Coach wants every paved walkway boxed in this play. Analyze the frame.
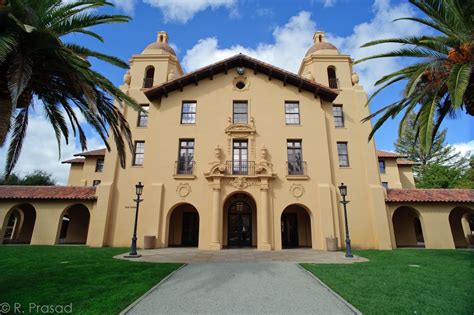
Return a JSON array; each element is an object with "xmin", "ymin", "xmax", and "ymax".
[
  {"xmin": 123, "ymin": 262, "xmax": 360, "ymax": 315},
  {"xmin": 116, "ymin": 248, "xmax": 368, "ymax": 263}
]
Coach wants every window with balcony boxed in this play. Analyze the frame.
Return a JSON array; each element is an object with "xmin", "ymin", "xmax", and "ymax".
[
  {"xmin": 143, "ymin": 66, "xmax": 154, "ymax": 88},
  {"xmin": 133, "ymin": 141, "xmax": 145, "ymax": 166},
  {"xmin": 95, "ymin": 158, "xmax": 104, "ymax": 172},
  {"xmin": 287, "ymin": 140, "xmax": 304, "ymax": 175},
  {"xmin": 137, "ymin": 105, "xmax": 149, "ymax": 127},
  {"xmin": 285, "ymin": 102, "xmax": 300, "ymax": 125},
  {"xmin": 232, "ymin": 140, "xmax": 249, "ymax": 175},
  {"xmin": 233, "ymin": 101, "xmax": 248, "ymax": 124},
  {"xmin": 379, "ymin": 160, "xmax": 386, "ymax": 173},
  {"xmin": 177, "ymin": 139, "xmax": 195, "ymax": 174},
  {"xmin": 337, "ymin": 142, "xmax": 349, "ymax": 167},
  {"xmin": 327, "ymin": 66, "xmax": 338, "ymax": 89},
  {"xmin": 332, "ymin": 105, "xmax": 344, "ymax": 127},
  {"xmin": 181, "ymin": 101, "xmax": 196, "ymax": 124}
]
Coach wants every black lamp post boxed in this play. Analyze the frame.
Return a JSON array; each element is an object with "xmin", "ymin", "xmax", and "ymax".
[
  {"xmin": 338, "ymin": 182, "xmax": 353, "ymax": 258},
  {"xmin": 126, "ymin": 182, "xmax": 144, "ymax": 258}
]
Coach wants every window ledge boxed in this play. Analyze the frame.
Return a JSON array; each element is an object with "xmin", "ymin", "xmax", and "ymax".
[
  {"xmin": 286, "ymin": 175, "xmax": 309, "ymax": 180},
  {"xmin": 173, "ymin": 174, "xmax": 196, "ymax": 179}
]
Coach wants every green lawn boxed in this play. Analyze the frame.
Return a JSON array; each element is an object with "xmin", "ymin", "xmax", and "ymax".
[
  {"xmin": 302, "ymin": 249, "xmax": 474, "ymax": 314},
  {"xmin": 0, "ymin": 246, "xmax": 181, "ymax": 314}
]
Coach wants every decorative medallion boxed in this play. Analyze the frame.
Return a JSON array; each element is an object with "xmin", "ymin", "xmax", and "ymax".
[
  {"xmin": 176, "ymin": 183, "xmax": 191, "ymax": 198},
  {"xmin": 231, "ymin": 177, "xmax": 249, "ymax": 190},
  {"xmin": 290, "ymin": 184, "xmax": 305, "ymax": 198}
]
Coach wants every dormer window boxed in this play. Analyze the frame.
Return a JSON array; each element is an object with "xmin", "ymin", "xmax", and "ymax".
[
  {"xmin": 143, "ymin": 66, "xmax": 155, "ymax": 88},
  {"xmin": 327, "ymin": 66, "xmax": 338, "ymax": 89}
]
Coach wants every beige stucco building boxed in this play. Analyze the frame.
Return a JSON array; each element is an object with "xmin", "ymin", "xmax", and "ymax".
[{"xmin": 1, "ymin": 32, "xmax": 473, "ymax": 250}]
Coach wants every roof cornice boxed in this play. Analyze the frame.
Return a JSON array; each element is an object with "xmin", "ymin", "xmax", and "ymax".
[{"xmin": 144, "ymin": 54, "xmax": 338, "ymax": 102}]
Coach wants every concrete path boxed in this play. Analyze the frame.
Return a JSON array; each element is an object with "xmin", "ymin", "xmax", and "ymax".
[
  {"xmin": 117, "ymin": 248, "xmax": 368, "ymax": 263},
  {"xmin": 123, "ymin": 262, "xmax": 360, "ymax": 315}
]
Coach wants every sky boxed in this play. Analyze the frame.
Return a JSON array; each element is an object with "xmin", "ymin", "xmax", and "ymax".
[{"xmin": 1, "ymin": 0, "xmax": 472, "ymax": 184}]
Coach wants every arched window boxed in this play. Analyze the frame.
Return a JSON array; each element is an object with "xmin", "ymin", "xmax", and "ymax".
[
  {"xmin": 143, "ymin": 66, "xmax": 155, "ymax": 88},
  {"xmin": 327, "ymin": 66, "xmax": 338, "ymax": 89}
]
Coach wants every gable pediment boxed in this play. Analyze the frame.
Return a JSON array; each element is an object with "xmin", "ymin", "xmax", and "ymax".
[{"xmin": 144, "ymin": 54, "xmax": 338, "ymax": 102}]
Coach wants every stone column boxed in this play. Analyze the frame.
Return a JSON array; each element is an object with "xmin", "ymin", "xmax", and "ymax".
[
  {"xmin": 209, "ymin": 179, "xmax": 222, "ymax": 250},
  {"xmin": 258, "ymin": 180, "xmax": 271, "ymax": 250}
]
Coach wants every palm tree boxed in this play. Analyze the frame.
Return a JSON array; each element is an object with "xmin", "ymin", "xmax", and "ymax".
[
  {"xmin": 357, "ymin": 0, "xmax": 473, "ymax": 152},
  {"xmin": 0, "ymin": 0, "xmax": 139, "ymax": 176}
]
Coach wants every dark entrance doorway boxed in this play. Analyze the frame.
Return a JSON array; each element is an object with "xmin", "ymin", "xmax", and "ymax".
[
  {"xmin": 228, "ymin": 201, "xmax": 252, "ymax": 247},
  {"xmin": 281, "ymin": 213, "xmax": 298, "ymax": 248},
  {"xmin": 181, "ymin": 212, "xmax": 199, "ymax": 246}
]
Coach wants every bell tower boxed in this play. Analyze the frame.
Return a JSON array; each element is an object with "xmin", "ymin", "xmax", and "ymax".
[
  {"xmin": 298, "ymin": 31, "xmax": 357, "ymax": 90},
  {"xmin": 125, "ymin": 31, "xmax": 183, "ymax": 90}
]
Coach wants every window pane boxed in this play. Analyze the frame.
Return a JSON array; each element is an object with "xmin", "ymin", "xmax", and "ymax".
[
  {"xmin": 285, "ymin": 102, "xmax": 300, "ymax": 125},
  {"xmin": 133, "ymin": 141, "xmax": 145, "ymax": 166},
  {"xmin": 233, "ymin": 102, "xmax": 248, "ymax": 123},
  {"xmin": 337, "ymin": 142, "xmax": 349, "ymax": 167},
  {"xmin": 137, "ymin": 105, "xmax": 149, "ymax": 127},
  {"xmin": 332, "ymin": 105, "xmax": 344, "ymax": 127},
  {"xmin": 181, "ymin": 102, "xmax": 196, "ymax": 124},
  {"xmin": 379, "ymin": 161, "xmax": 386, "ymax": 173}
]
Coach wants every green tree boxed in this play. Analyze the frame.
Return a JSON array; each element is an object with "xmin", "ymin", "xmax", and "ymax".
[
  {"xmin": 0, "ymin": 170, "xmax": 55, "ymax": 185},
  {"xmin": 456, "ymin": 155, "xmax": 474, "ymax": 188},
  {"xmin": 415, "ymin": 163, "xmax": 464, "ymax": 188},
  {"xmin": 358, "ymin": 0, "xmax": 474, "ymax": 152},
  {"xmin": 0, "ymin": 0, "xmax": 139, "ymax": 177},
  {"xmin": 395, "ymin": 112, "xmax": 462, "ymax": 174}
]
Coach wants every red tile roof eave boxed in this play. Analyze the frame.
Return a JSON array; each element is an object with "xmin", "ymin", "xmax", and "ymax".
[
  {"xmin": 0, "ymin": 186, "xmax": 97, "ymax": 201},
  {"xmin": 74, "ymin": 148, "xmax": 106, "ymax": 157},
  {"xmin": 385, "ymin": 189, "xmax": 474, "ymax": 203},
  {"xmin": 144, "ymin": 54, "xmax": 338, "ymax": 102}
]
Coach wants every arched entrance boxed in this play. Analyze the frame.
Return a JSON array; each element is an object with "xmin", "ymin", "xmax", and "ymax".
[
  {"xmin": 281, "ymin": 205, "xmax": 312, "ymax": 248},
  {"xmin": 449, "ymin": 207, "xmax": 474, "ymax": 248},
  {"xmin": 168, "ymin": 204, "xmax": 199, "ymax": 247},
  {"xmin": 58, "ymin": 204, "xmax": 90, "ymax": 244},
  {"xmin": 223, "ymin": 193, "xmax": 257, "ymax": 248},
  {"xmin": 2, "ymin": 203, "xmax": 36, "ymax": 244},
  {"xmin": 392, "ymin": 207, "xmax": 425, "ymax": 248}
]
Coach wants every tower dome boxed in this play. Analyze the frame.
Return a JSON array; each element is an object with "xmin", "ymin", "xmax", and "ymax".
[
  {"xmin": 142, "ymin": 31, "xmax": 176, "ymax": 55},
  {"xmin": 305, "ymin": 31, "xmax": 339, "ymax": 56}
]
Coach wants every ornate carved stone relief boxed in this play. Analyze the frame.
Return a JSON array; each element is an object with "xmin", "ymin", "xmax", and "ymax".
[
  {"xmin": 290, "ymin": 184, "xmax": 305, "ymax": 198},
  {"xmin": 176, "ymin": 183, "xmax": 191, "ymax": 198}
]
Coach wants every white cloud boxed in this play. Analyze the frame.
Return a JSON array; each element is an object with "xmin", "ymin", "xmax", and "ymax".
[
  {"xmin": 142, "ymin": 0, "xmax": 237, "ymax": 23},
  {"xmin": 0, "ymin": 108, "xmax": 104, "ymax": 185},
  {"xmin": 452, "ymin": 140, "xmax": 474, "ymax": 157},
  {"xmin": 321, "ymin": 0, "xmax": 337, "ymax": 7},
  {"xmin": 111, "ymin": 0, "xmax": 137, "ymax": 14},
  {"xmin": 326, "ymin": 0, "xmax": 426, "ymax": 92},
  {"xmin": 182, "ymin": 11, "xmax": 315, "ymax": 72}
]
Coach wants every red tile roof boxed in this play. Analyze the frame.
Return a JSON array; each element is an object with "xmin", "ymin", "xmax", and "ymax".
[
  {"xmin": 0, "ymin": 186, "xmax": 97, "ymax": 200},
  {"xmin": 144, "ymin": 54, "xmax": 338, "ymax": 102},
  {"xmin": 386, "ymin": 189, "xmax": 474, "ymax": 203},
  {"xmin": 74, "ymin": 148, "xmax": 106, "ymax": 157},
  {"xmin": 62, "ymin": 158, "xmax": 85, "ymax": 164},
  {"xmin": 377, "ymin": 150, "xmax": 404, "ymax": 158},
  {"xmin": 396, "ymin": 159, "xmax": 416, "ymax": 165}
]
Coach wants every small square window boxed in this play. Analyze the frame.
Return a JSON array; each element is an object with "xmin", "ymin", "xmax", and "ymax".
[
  {"xmin": 285, "ymin": 102, "xmax": 300, "ymax": 125},
  {"xmin": 92, "ymin": 180, "xmax": 101, "ymax": 187},
  {"xmin": 337, "ymin": 142, "xmax": 349, "ymax": 167},
  {"xmin": 133, "ymin": 141, "xmax": 145, "ymax": 166},
  {"xmin": 332, "ymin": 105, "xmax": 344, "ymax": 127},
  {"xmin": 382, "ymin": 182, "xmax": 388, "ymax": 189},
  {"xmin": 181, "ymin": 102, "xmax": 196, "ymax": 124},
  {"xmin": 95, "ymin": 158, "xmax": 104, "ymax": 172},
  {"xmin": 137, "ymin": 105, "xmax": 149, "ymax": 127}
]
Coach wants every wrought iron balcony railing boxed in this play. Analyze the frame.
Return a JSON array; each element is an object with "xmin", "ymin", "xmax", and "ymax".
[
  {"xmin": 143, "ymin": 78, "xmax": 154, "ymax": 88},
  {"xmin": 328, "ymin": 78, "xmax": 339, "ymax": 89},
  {"xmin": 225, "ymin": 161, "xmax": 256, "ymax": 176},
  {"xmin": 175, "ymin": 160, "xmax": 195, "ymax": 175},
  {"xmin": 286, "ymin": 161, "xmax": 307, "ymax": 176}
]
